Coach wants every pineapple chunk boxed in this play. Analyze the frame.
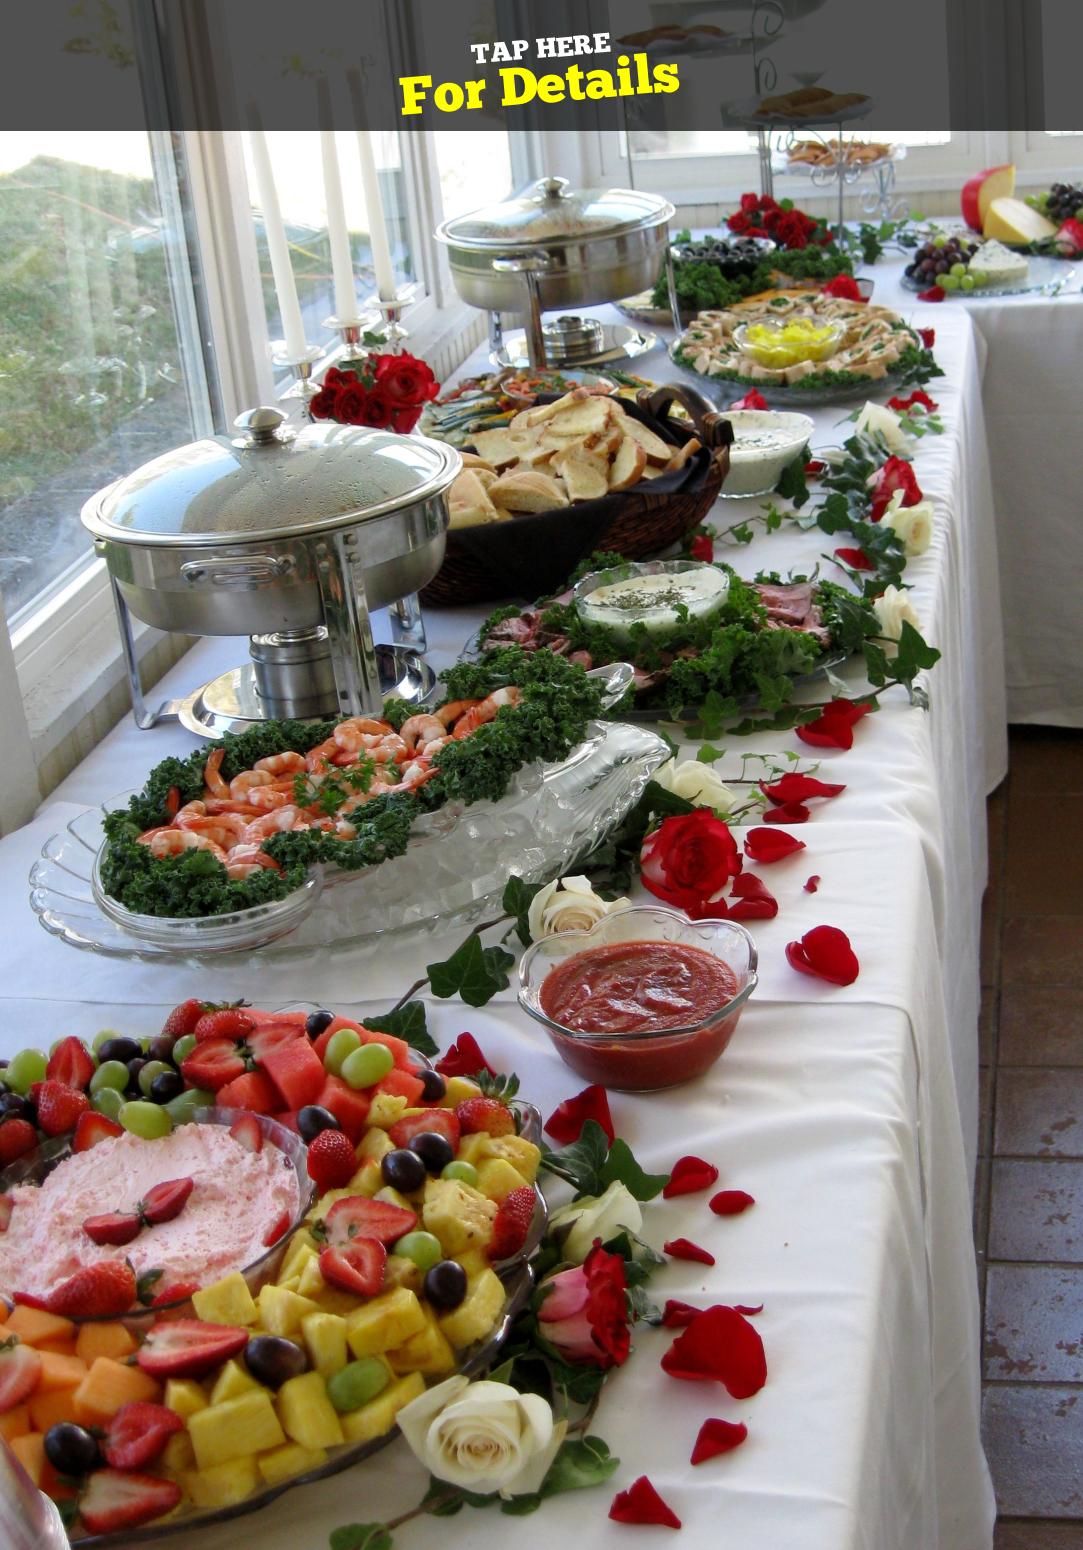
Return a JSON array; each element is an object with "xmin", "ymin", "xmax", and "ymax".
[
  {"xmin": 296, "ymin": 1256, "xmax": 328, "ymax": 1301},
  {"xmin": 483, "ymin": 1135, "xmax": 541, "ymax": 1183},
  {"xmin": 456, "ymin": 1133, "xmax": 491, "ymax": 1166},
  {"xmin": 279, "ymin": 1232, "xmax": 320, "ymax": 1282},
  {"xmin": 191, "ymin": 1270, "xmax": 257, "ymax": 1327},
  {"xmin": 161, "ymin": 1431, "xmax": 196, "ymax": 1474},
  {"xmin": 441, "ymin": 1077, "xmax": 483, "ymax": 1107},
  {"xmin": 309, "ymin": 1284, "xmax": 366, "ymax": 1318},
  {"xmin": 438, "ymin": 1269, "xmax": 506, "ymax": 1350},
  {"xmin": 421, "ymin": 1179, "xmax": 496, "ymax": 1257},
  {"xmin": 164, "ymin": 1379, "xmax": 207, "ymax": 1421},
  {"xmin": 257, "ymin": 1440, "xmax": 328, "ymax": 1486},
  {"xmin": 357, "ymin": 1127, "xmax": 395, "ymax": 1162},
  {"xmin": 257, "ymin": 1284, "xmax": 321, "ymax": 1336},
  {"xmin": 276, "ymin": 1275, "xmax": 302, "ymax": 1294},
  {"xmin": 387, "ymin": 1316, "xmax": 457, "ymax": 1376},
  {"xmin": 276, "ymin": 1371, "xmax": 344, "ymax": 1449},
  {"xmin": 208, "ymin": 1360, "xmax": 261, "ymax": 1406},
  {"xmin": 345, "ymin": 1287, "xmax": 427, "ymax": 1358},
  {"xmin": 182, "ymin": 1455, "xmax": 259, "ymax": 1509},
  {"xmin": 305, "ymin": 1187, "xmax": 358, "ymax": 1226},
  {"xmin": 348, "ymin": 1160, "xmax": 384, "ymax": 1197},
  {"xmin": 456, "ymin": 1249, "xmax": 489, "ymax": 1280},
  {"xmin": 189, "ymin": 1389, "xmax": 285, "ymax": 1470},
  {"xmin": 374, "ymin": 1184, "xmax": 415, "ymax": 1211},
  {"xmin": 367, "ymin": 1093, "xmax": 408, "ymax": 1129},
  {"xmin": 474, "ymin": 1157, "xmax": 530, "ymax": 1204},
  {"xmin": 384, "ymin": 1255, "xmax": 423, "ymax": 1294},
  {"xmin": 340, "ymin": 1372, "xmax": 425, "ymax": 1445},
  {"xmin": 301, "ymin": 1312, "xmax": 349, "ymax": 1377}
]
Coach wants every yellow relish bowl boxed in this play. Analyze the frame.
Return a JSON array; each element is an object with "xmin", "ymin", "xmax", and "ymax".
[{"xmin": 733, "ymin": 315, "xmax": 843, "ymax": 368}]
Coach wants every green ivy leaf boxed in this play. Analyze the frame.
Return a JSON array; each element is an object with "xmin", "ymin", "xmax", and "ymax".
[
  {"xmin": 695, "ymin": 743, "xmax": 726, "ymax": 763},
  {"xmin": 774, "ymin": 448, "xmax": 810, "ymax": 508},
  {"xmin": 541, "ymin": 1437, "xmax": 620, "ymax": 1497},
  {"xmin": 363, "ymin": 1000, "xmax": 437, "ymax": 1057},
  {"xmin": 540, "ymin": 1119, "xmax": 609, "ymax": 1197},
  {"xmin": 503, "ymin": 875, "xmax": 546, "ymax": 947},
  {"xmin": 427, "ymin": 934, "xmax": 516, "ymax": 1008},
  {"xmin": 600, "ymin": 1138, "xmax": 670, "ymax": 1201},
  {"xmin": 330, "ymin": 1525, "xmax": 392, "ymax": 1550}
]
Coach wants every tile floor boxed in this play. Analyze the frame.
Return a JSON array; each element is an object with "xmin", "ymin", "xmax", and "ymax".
[{"xmin": 978, "ymin": 727, "xmax": 1083, "ymax": 1547}]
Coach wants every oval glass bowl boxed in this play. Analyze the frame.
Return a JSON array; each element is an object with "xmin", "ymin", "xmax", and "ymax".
[
  {"xmin": 732, "ymin": 315, "xmax": 844, "ymax": 368},
  {"xmin": 91, "ymin": 860, "xmax": 323, "ymax": 953},
  {"xmin": 572, "ymin": 559, "xmax": 731, "ymax": 645},
  {"xmin": 518, "ymin": 904, "xmax": 758, "ymax": 1091},
  {"xmin": 719, "ymin": 409, "xmax": 815, "ymax": 498}
]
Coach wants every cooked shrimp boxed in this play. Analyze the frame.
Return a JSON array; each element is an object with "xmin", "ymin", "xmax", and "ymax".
[
  {"xmin": 203, "ymin": 798, "xmax": 263, "ymax": 818},
  {"xmin": 331, "ymin": 732, "xmax": 408, "ymax": 767},
  {"xmin": 253, "ymin": 751, "xmax": 307, "ymax": 776},
  {"xmin": 203, "ymin": 747, "xmax": 230, "ymax": 799},
  {"xmin": 400, "ymin": 713, "xmax": 446, "ymax": 753},
  {"xmin": 242, "ymin": 806, "xmax": 308, "ymax": 843},
  {"xmin": 384, "ymin": 757, "xmax": 441, "ymax": 793},
  {"xmin": 452, "ymin": 685, "xmax": 523, "ymax": 739},
  {"xmin": 224, "ymin": 843, "xmax": 282, "ymax": 878},
  {"xmin": 173, "ymin": 812, "xmax": 248, "ymax": 848},
  {"xmin": 435, "ymin": 698, "xmax": 481, "ymax": 729},
  {"xmin": 174, "ymin": 799, "xmax": 207, "ymax": 823},
  {"xmin": 140, "ymin": 829, "xmax": 228, "ymax": 862},
  {"xmin": 229, "ymin": 769, "xmax": 275, "ymax": 799},
  {"xmin": 305, "ymin": 736, "xmax": 341, "ymax": 773},
  {"xmin": 332, "ymin": 717, "xmax": 394, "ymax": 752},
  {"xmin": 244, "ymin": 785, "xmax": 296, "ymax": 812}
]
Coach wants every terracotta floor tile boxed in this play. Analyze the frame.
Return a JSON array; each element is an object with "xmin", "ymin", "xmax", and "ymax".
[
  {"xmin": 1005, "ymin": 804, "xmax": 1083, "ymax": 916},
  {"xmin": 996, "ymin": 1522, "xmax": 1083, "ymax": 1548},
  {"xmin": 996, "ymin": 1071, "xmax": 1083, "ymax": 1158},
  {"xmin": 984, "ymin": 1265, "xmax": 1083, "ymax": 1381},
  {"xmin": 999, "ymin": 989, "xmax": 1083, "ymax": 1065},
  {"xmin": 984, "ymin": 1385, "xmax": 1083, "ymax": 1517},
  {"xmin": 988, "ymin": 1161, "xmax": 1083, "ymax": 1261},
  {"xmin": 1001, "ymin": 919, "xmax": 1083, "ymax": 988},
  {"xmin": 1008, "ymin": 728, "xmax": 1083, "ymax": 794}
]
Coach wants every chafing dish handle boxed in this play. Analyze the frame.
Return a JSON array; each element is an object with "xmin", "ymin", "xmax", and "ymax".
[
  {"xmin": 181, "ymin": 556, "xmax": 294, "ymax": 588},
  {"xmin": 312, "ymin": 531, "xmax": 385, "ymax": 718},
  {"xmin": 492, "ymin": 253, "xmax": 551, "ymax": 371}
]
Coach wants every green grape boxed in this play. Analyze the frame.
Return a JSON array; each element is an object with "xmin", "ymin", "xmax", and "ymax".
[
  {"xmin": 119, "ymin": 1100, "xmax": 173, "ymax": 1139},
  {"xmin": 940, "ymin": 273, "xmax": 959, "ymax": 291},
  {"xmin": 165, "ymin": 1088, "xmax": 214, "ymax": 1126},
  {"xmin": 960, "ymin": 274, "xmax": 975, "ymax": 291},
  {"xmin": 950, "ymin": 262, "xmax": 967, "ymax": 277},
  {"xmin": 138, "ymin": 1060, "xmax": 172, "ymax": 1098},
  {"xmin": 93, "ymin": 1029, "xmax": 122, "ymax": 1055},
  {"xmin": 6, "ymin": 1049, "xmax": 47, "ymax": 1096},
  {"xmin": 326, "ymin": 1358, "xmax": 390, "ymax": 1414},
  {"xmin": 392, "ymin": 1231, "xmax": 443, "ymax": 1271},
  {"xmin": 970, "ymin": 270, "xmax": 988, "ymax": 287},
  {"xmin": 173, "ymin": 1035, "xmax": 198, "ymax": 1065},
  {"xmin": 323, "ymin": 1027, "xmax": 362, "ymax": 1076},
  {"xmin": 932, "ymin": 234, "xmax": 947, "ymax": 248},
  {"xmin": 89, "ymin": 1060, "xmax": 130, "ymax": 1094},
  {"xmin": 441, "ymin": 1161, "xmax": 479, "ymax": 1188},
  {"xmin": 91, "ymin": 1086, "xmax": 125, "ymax": 1121},
  {"xmin": 340, "ymin": 1043, "xmax": 394, "ymax": 1090}
]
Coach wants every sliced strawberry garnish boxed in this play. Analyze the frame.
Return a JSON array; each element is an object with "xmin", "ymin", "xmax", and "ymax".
[
  {"xmin": 83, "ymin": 1211, "xmax": 141, "ymax": 1247},
  {"xmin": 0, "ymin": 1198, "xmax": 12, "ymax": 1233},
  {"xmin": 387, "ymin": 1108, "xmax": 460, "ymax": 1153},
  {"xmin": 193, "ymin": 1007, "xmax": 256, "ymax": 1045},
  {"xmin": 180, "ymin": 1038, "xmax": 245, "ymax": 1092},
  {"xmin": 139, "ymin": 1177, "xmax": 194, "ymax": 1226},
  {"xmin": 0, "ymin": 1335, "xmax": 42, "ymax": 1412},
  {"xmin": 102, "ymin": 1401, "xmax": 184, "ymax": 1470},
  {"xmin": 72, "ymin": 1111, "xmax": 123, "ymax": 1153},
  {"xmin": 161, "ymin": 998, "xmax": 209, "ymax": 1040},
  {"xmin": 78, "ymin": 1468, "xmax": 182, "ymax": 1534},
  {"xmin": 0, "ymin": 1118, "xmax": 38, "ymax": 1165},
  {"xmin": 306, "ymin": 1129, "xmax": 357, "ymax": 1193},
  {"xmin": 45, "ymin": 1036, "xmax": 96, "ymax": 1091},
  {"xmin": 262, "ymin": 1209, "xmax": 291, "ymax": 1248},
  {"xmin": 455, "ymin": 1096, "xmax": 514, "ymax": 1137},
  {"xmin": 136, "ymin": 1318, "xmax": 249, "ymax": 1378},
  {"xmin": 228, "ymin": 1112, "xmax": 264, "ymax": 1153},
  {"xmin": 321, "ymin": 1195, "xmax": 416, "ymax": 1248},
  {"xmin": 34, "ymin": 1079, "xmax": 90, "ymax": 1137},
  {"xmin": 50, "ymin": 1261, "xmax": 136, "ymax": 1318},
  {"xmin": 319, "ymin": 1240, "xmax": 386, "ymax": 1298},
  {"xmin": 150, "ymin": 1280, "xmax": 199, "ymax": 1308},
  {"xmin": 487, "ymin": 1186, "xmax": 536, "ymax": 1262}
]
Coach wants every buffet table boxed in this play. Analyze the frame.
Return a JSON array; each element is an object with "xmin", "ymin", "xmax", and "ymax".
[{"xmin": 0, "ymin": 303, "xmax": 1002, "ymax": 1548}]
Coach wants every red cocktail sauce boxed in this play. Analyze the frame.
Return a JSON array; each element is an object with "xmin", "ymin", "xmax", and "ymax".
[{"xmin": 538, "ymin": 940, "xmax": 742, "ymax": 1091}]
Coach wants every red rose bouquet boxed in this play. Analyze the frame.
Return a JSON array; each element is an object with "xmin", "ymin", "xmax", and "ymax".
[
  {"xmin": 727, "ymin": 194, "xmax": 830, "ymax": 249},
  {"xmin": 310, "ymin": 352, "xmax": 440, "ymax": 434}
]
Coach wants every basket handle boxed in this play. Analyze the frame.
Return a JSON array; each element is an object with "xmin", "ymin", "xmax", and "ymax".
[{"xmin": 636, "ymin": 383, "xmax": 734, "ymax": 453}]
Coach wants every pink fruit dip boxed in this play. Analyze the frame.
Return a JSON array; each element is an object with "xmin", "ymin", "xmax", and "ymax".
[{"xmin": 0, "ymin": 1124, "xmax": 300, "ymax": 1303}]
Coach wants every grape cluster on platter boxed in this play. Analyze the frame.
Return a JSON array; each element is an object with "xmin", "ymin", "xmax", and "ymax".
[
  {"xmin": 1031, "ymin": 182, "xmax": 1083, "ymax": 223},
  {"xmin": 904, "ymin": 233, "xmax": 986, "ymax": 292}
]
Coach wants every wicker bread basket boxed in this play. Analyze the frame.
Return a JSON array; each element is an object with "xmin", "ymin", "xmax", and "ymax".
[{"xmin": 420, "ymin": 384, "xmax": 733, "ymax": 607}]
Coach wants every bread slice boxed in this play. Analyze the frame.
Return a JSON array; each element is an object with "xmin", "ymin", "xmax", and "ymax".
[
  {"xmin": 664, "ymin": 437, "xmax": 703, "ymax": 473},
  {"xmin": 471, "ymin": 428, "xmax": 530, "ymax": 468},
  {"xmin": 621, "ymin": 417, "xmax": 673, "ymax": 465},
  {"xmin": 559, "ymin": 453, "xmax": 609, "ymax": 502},
  {"xmin": 459, "ymin": 452, "xmax": 497, "ymax": 471},
  {"xmin": 486, "ymin": 470, "xmax": 569, "ymax": 512},
  {"xmin": 448, "ymin": 469, "xmax": 505, "ymax": 528},
  {"xmin": 608, "ymin": 437, "xmax": 648, "ymax": 491}
]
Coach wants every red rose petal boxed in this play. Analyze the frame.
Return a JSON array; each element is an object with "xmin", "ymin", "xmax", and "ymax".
[
  {"xmin": 760, "ymin": 774, "xmax": 845, "ymax": 804},
  {"xmin": 888, "ymin": 388, "xmax": 938, "ymax": 413},
  {"xmin": 868, "ymin": 454, "xmax": 923, "ymax": 521},
  {"xmin": 743, "ymin": 828, "xmax": 806, "ymax": 864},
  {"xmin": 763, "ymin": 802, "xmax": 810, "ymax": 825},
  {"xmin": 785, "ymin": 924, "xmax": 860, "ymax": 986},
  {"xmin": 726, "ymin": 874, "xmax": 778, "ymax": 921},
  {"xmin": 662, "ymin": 1299, "xmax": 703, "ymax": 1328},
  {"xmin": 545, "ymin": 1084, "xmax": 615, "ymax": 1147},
  {"xmin": 689, "ymin": 533, "xmax": 714, "ymax": 564},
  {"xmin": 805, "ymin": 457, "xmax": 828, "ymax": 478},
  {"xmin": 919, "ymin": 327, "xmax": 936, "ymax": 349},
  {"xmin": 734, "ymin": 1303, "xmax": 764, "ymax": 1316},
  {"xmin": 690, "ymin": 1418, "xmax": 749, "ymax": 1465},
  {"xmin": 664, "ymin": 1238, "xmax": 716, "ymax": 1266},
  {"xmin": 821, "ymin": 274, "xmax": 863, "ymax": 301},
  {"xmin": 709, "ymin": 1190, "xmax": 756, "ymax": 1216},
  {"xmin": 917, "ymin": 284, "xmax": 945, "ymax": 302},
  {"xmin": 435, "ymin": 1033, "xmax": 496, "ymax": 1079},
  {"xmin": 661, "ymin": 1305, "xmax": 768, "ymax": 1398},
  {"xmin": 728, "ymin": 388, "xmax": 768, "ymax": 411},
  {"xmin": 804, "ymin": 874, "xmax": 821, "ymax": 893},
  {"xmin": 609, "ymin": 1476, "xmax": 682, "ymax": 1530},
  {"xmin": 662, "ymin": 1156, "xmax": 719, "ymax": 1199},
  {"xmin": 796, "ymin": 699, "xmax": 872, "ymax": 750},
  {"xmin": 834, "ymin": 546, "xmax": 875, "ymax": 571}
]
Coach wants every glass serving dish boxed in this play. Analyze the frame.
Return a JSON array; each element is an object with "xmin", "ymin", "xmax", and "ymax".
[
  {"xmin": 518, "ymin": 905, "xmax": 758, "ymax": 1091},
  {"xmin": 732, "ymin": 315, "xmax": 844, "ymax": 368},
  {"xmin": 899, "ymin": 251, "xmax": 1076, "ymax": 299},
  {"xmin": 572, "ymin": 559, "xmax": 731, "ymax": 645},
  {"xmin": 718, "ymin": 409, "xmax": 815, "ymax": 498},
  {"xmin": 669, "ymin": 334, "xmax": 922, "ymax": 407}
]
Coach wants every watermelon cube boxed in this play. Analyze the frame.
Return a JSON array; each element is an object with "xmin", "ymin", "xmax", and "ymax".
[
  {"xmin": 313, "ymin": 1016, "xmax": 366, "ymax": 1064},
  {"xmin": 360, "ymin": 1028, "xmax": 414, "ymax": 1070},
  {"xmin": 274, "ymin": 1112, "xmax": 301, "ymax": 1135},
  {"xmin": 259, "ymin": 1037, "xmax": 326, "ymax": 1110},
  {"xmin": 249, "ymin": 1009, "xmax": 309, "ymax": 1030},
  {"xmin": 315, "ymin": 1076, "xmax": 372, "ymax": 1141},
  {"xmin": 216, "ymin": 1070, "xmax": 279, "ymax": 1114},
  {"xmin": 374, "ymin": 1068, "xmax": 424, "ymax": 1107}
]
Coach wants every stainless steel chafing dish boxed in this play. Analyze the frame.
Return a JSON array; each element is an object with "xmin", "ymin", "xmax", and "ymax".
[
  {"xmin": 81, "ymin": 406, "xmax": 461, "ymax": 736},
  {"xmin": 435, "ymin": 176, "xmax": 675, "ymax": 370}
]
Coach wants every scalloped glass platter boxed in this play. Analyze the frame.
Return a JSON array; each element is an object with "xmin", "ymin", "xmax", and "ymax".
[
  {"xmin": 29, "ymin": 719, "xmax": 671, "ymax": 963},
  {"xmin": 668, "ymin": 335, "xmax": 921, "ymax": 406},
  {"xmin": 899, "ymin": 253, "xmax": 1076, "ymax": 299}
]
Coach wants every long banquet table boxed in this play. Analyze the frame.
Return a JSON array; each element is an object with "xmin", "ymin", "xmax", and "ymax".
[{"xmin": 0, "ymin": 300, "xmax": 1005, "ymax": 1548}]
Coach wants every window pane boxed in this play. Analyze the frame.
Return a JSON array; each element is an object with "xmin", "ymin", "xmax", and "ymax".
[
  {"xmin": 241, "ymin": 131, "xmax": 415, "ymax": 385},
  {"xmin": 0, "ymin": 132, "xmax": 211, "ymax": 622},
  {"xmin": 434, "ymin": 131, "xmax": 513, "ymax": 217}
]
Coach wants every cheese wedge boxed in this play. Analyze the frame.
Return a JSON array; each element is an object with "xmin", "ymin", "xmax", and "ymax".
[{"xmin": 983, "ymin": 197, "xmax": 1057, "ymax": 245}]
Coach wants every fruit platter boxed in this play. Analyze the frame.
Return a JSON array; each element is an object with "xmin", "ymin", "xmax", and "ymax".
[
  {"xmin": 0, "ymin": 1004, "xmax": 547, "ymax": 1541},
  {"xmin": 960, "ymin": 162, "xmax": 1083, "ymax": 257},
  {"xmin": 901, "ymin": 230, "xmax": 1073, "ymax": 298}
]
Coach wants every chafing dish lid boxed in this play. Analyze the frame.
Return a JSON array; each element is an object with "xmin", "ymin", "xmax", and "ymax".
[
  {"xmin": 82, "ymin": 408, "xmax": 461, "ymax": 548},
  {"xmin": 436, "ymin": 175, "xmax": 673, "ymax": 249}
]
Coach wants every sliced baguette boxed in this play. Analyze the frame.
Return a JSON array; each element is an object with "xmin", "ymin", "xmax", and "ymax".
[
  {"xmin": 487, "ymin": 469, "xmax": 569, "ymax": 512},
  {"xmin": 448, "ymin": 469, "xmax": 505, "ymax": 528},
  {"xmin": 607, "ymin": 436, "xmax": 648, "ymax": 491},
  {"xmin": 558, "ymin": 453, "xmax": 610, "ymax": 502},
  {"xmin": 622, "ymin": 417, "xmax": 673, "ymax": 465}
]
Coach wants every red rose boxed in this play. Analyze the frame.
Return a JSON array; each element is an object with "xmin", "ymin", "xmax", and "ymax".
[
  {"xmin": 308, "ymin": 388, "xmax": 339, "ymax": 420},
  {"xmin": 434, "ymin": 1032, "xmax": 496, "ymax": 1079},
  {"xmin": 918, "ymin": 327, "xmax": 936, "ymax": 349},
  {"xmin": 689, "ymin": 532, "xmax": 714, "ymax": 564},
  {"xmin": 323, "ymin": 366, "xmax": 352, "ymax": 388},
  {"xmin": 640, "ymin": 809, "xmax": 742, "ymax": 919},
  {"xmin": 390, "ymin": 405, "xmax": 423, "ymax": 434},
  {"xmin": 868, "ymin": 455, "xmax": 922, "ymax": 520},
  {"xmin": 760, "ymin": 195, "xmax": 780, "ymax": 213},
  {"xmin": 775, "ymin": 210, "xmax": 810, "ymax": 249},
  {"xmin": 333, "ymin": 385, "xmax": 369, "ymax": 424},
  {"xmin": 739, "ymin": 192, "xmax": 761, "ymax": 214},
  {"xmin": 821, "ymin": 275, "xmax": 863, "ymax": 301},
  {"xmin": 729, "ymin": 389, "xmax": 769, "ymax": 411},
  {"xmin": 727, "ymin": 210, "xmax": 753, "ymax": 235},
  {"xmin": 538, "ymin": 1242, "xmax": 630, "ymax": 1369},
  {"xmin": 374, "ymin": 353, "xmax": 440, "ymax": 407}
]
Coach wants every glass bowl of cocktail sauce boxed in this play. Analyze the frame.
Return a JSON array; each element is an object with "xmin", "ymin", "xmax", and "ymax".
[{"xmin": 517, "ymin": 905, "xmax": 757, "ymax": 1091}]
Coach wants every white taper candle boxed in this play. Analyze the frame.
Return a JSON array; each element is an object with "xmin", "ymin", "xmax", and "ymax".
[
  {"xmin": 355, "ymin": 131, "xmax": 397, "ymax": 302},
  {"xmin": 247, "ymin": 123, "xmax": 307, "ymax": 360}
]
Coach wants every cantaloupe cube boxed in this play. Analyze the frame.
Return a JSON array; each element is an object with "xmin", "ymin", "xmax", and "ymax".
[
  {"xmin": 5, "ymin": 1306, "xmax": 74, "ymax": 1347},
  {"xmin": 386, "ymin": 1318, "xmax": 456, "ymax": 1376},
  {"xmin": 164, "ymin": 1378, "xmax": 207, "ymax": 1421},
  {"xmin": 0, "ymin": 1404, "xmax": 30, "ymax": 1442},
  {"xmin": 189, "ymin": 1389, "xmax": 285, "ymax": 1470},
  {"xmin": 9, "ymin": 1432, "xmax": 47, "ymax": 1487},
  {"xmin": 182, "ymin": 1455, "xmax": 259, "ymax": 1509},
  {"xmin": 36, "ymin": 1350, "xmax": 88, "ymax": 1393},
  {"xmin": 35, "ymin": 1338, "xmax": 79, "ymax": 1358},
  {"xmin": 257, "ymin": 1284, "xmax": 321, "ymax": 1336},
  {"xmin": 437, "ymin": 1268, "xmax": 506, "ymax": 1350},
  {"xmin": 75, "ymin": 1321, "xmax": 136, "ymax": 1366},
  {"xmin": 192, "ymin": 1271, "xmax": 257, "ymax": 1327},
  {"xmin": 208, "ymin": 1359, "xmax": 261, "ymax": 1406},
  {"xmin": 339, "ymin": 1373, "xmax": 425, "ymax": 1445},
  {"xmin": 275, "ymin": 1371, "xmax": 343, "ymax": 1450},
  {"xmin": 256, "ymin": 1440, "xmax": 328, "ymax": 1486},
  {"xmin": 29, "ymin": 1387, "xmax": 81, "ymax": 1433},
  {"xmin": 72, "ymin": 1357, "xmax": 160, "ymax": 1426},
  {"xmin": 345, "ymin": 1288, "xmax": 427, "ymax": 1358}
]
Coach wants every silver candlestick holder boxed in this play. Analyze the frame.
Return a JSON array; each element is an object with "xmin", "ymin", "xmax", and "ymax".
[
  {"xmin": 270, "ymin": 341, "xmax": 324, "ymax": 405},
  {"xmin": 324, "ymin": 314, "xmax": 370, "ymax": 354},
  {"xmin": 366, "ymin": 284, "xmax": 417, "ymax": 356}
]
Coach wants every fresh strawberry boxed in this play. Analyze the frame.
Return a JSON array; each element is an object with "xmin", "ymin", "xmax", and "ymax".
[
  {"xmin": 319, "ymin": 1239, "xmax": 386, "ymax": 1297},
  {"xmin": 0, "ymin": 1117, "xmax": 38, "ymax": 1164},
  {"xmin": 455, "ymin": 1096, "xmax": 514, "ymax": 1137},
  {"xmin": 78, "ymin": 1468, "xmax": 182, "ymax": 1534},
  {"xmin": 83, "ymin": 1211, "xmax": 141, "ymax": 1247},
  {"xmin": 0, "ymin": 1335, "xmax": 42, "ymax": 1412},
  {"xmin": 35, "ymin": 1079, "xmax": 90, "ymax": 1137},
  {"xmin": 228, "ymin": 1112, "xmax": 264, "ymax": 1153},
  {"xmin": 193, "ymin": 1007, "xmax": 255, "ymax": 1045},
  {"xmin": 72, "ymin": 1111, "xmax": 123, "ymax": 1152},
  {"xmin": 102, "ymin": 1401, "xmax": 184, "ymax": 1469},
  {"xmin": 50, "ymin": 1261, "xmax": 136, "ymax": 1318},
  {"xmin": 160, "ymin": 998, "xmax": 208, "ymax": 1040},
  {"xmin": 320, "ymin": 1195, "xmax": 416, "ymax": 1247},
  {"xmin": 139, "ymin": 1177, "xmax": 194, "ymax": 1226},
  {"xmin": 45, "ymin": 1036, "xmax": 96, "ymax": 1091},
  {"xmin": 387, "ymin": 1108, "xmax": 460, "ymax": 1152},
  {"xmin": 136, "ymin": 1317, "xmax": 248, "ymax": 1378},
  {"xmin": 180, "ymin": 1037, "xmax": 245, "ymax": 1092},
  {"xmin": 487, "ymin": 1186, "xmax": 536, "ymax": 1262},
  {"xmin": 0, "ymin": 1198, "xmax": 12, "ymax": 1233},
  {"xmin": 306, "ymin": 1128, "xmax": 357, "ymax": 1192},
  {"xmin": 150, "ymin": 1280, "xmax": 199, "ymax": 1308},
  {"xmin": 262, "ymin": 1209, "xmax": 291, "ymax": 1248}
]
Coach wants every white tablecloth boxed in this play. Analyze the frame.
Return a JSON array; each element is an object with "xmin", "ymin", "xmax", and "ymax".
[{"xmin": 0, "ymin": 303, "xmax": 1002, "ymax": 1549}]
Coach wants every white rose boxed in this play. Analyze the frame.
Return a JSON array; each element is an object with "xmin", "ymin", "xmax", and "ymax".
[
  {"xmin": 855, "ymin": 400, "xmax": 911, "ymax": 454},
  {"xmin": 527, "ymin": 876, "xmax": 628, "ymax": 941},
  {"xmin": 548, "ymin": 1179, "xmax": 643, "ymax": 1264},
  {"xmin": 873, "ymin": 585, "xmax": 922, "ymax": 656},
  {"xmin": 653, "ymin": 758, "xmax": 735, "ymax": 814},
  {"xmin": 882, "ymin": 491, "xmax": 933, "ymax": 557},
  {"xmin": 397, "ymin": 1376, "xmax": 566, "ymax": 1498}
]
